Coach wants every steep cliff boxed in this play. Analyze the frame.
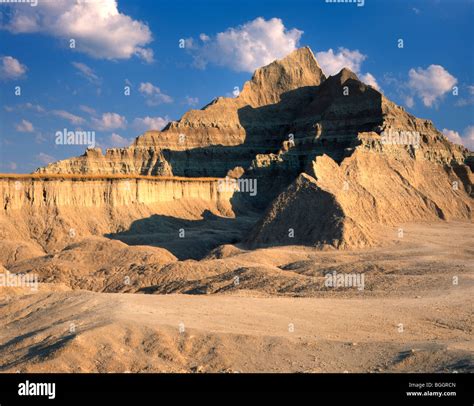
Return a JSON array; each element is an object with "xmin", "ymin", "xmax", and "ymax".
[{"xmin": 0, "ymin": 175, "xmax": 236, "ymax": 255}]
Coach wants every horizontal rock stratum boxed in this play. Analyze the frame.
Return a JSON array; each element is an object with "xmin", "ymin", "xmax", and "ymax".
[
  {"xmin": 2, "ymin": 46, "xmax": 473, "ymax": 253},
  {"xmin": 0, "ymin": 176, "xmax": 236, "ymax": 258}
]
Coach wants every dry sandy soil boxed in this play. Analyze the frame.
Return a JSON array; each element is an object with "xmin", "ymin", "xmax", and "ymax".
[{"xmin": 0, "ymin": 221, "xmax": 472, "ymax": 373}]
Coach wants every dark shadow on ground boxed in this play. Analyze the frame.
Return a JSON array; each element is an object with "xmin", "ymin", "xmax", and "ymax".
[{"xmin": 105, "ymin": 209, "xmax": 259, "ymax": 260}]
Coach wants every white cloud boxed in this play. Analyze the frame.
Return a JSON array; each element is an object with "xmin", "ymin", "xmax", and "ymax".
[
  {"xmin": 5, "ymin": 102, "xmax": 44, "ymax": 113},
  {"xmin": 16, "ymin": 119, "xmax": 34, "ymax": 132},
  {"xmin": 108, "ymin": 133, "xmax": 131, "ymax": 148},
  {"xmin": 189, "ymin": 17, "xmax": 303, "ymax": 72},
  {"xmin": 455, "ymin": 84, "xmax": 474, "ymax": 107},
  {"xmin": 2, "ymin": 0, "xmax": 153, "ymax": 62},
  {"xmin": 133, "ymin": 116, "xmax": 170, "ymax": 131},
  {"xmin": 405, "ymin": 96, "xmax": 415, "ymax": 108},
  {"xmin": 92, "ymin": 112, "xmax": 127, "ymax": 130},
  {"xmin": 442, "ymin": 128, "xmax": 463, "ymax": 144},
  {"xmin": 37, "ymin": 152, "xmax": 55, "ymax": 164},
  {"xmin": 22, "ymin": 102, "xmax": 44, "ymax": 112},
  {"xmin": 139, "ymin": 82, "xmax": 173, "ymax": 105},
  {"xmin": 407, "ymin": 65, "xmax": 457, "ymax": 107},
  {"xmin": 360, "ymin": 72, "xmax": 381, "ymax": 91},
  {"xmin": 52, "ymin": 110, "xmax": 85, "ymax": 125},
  {"xmin": 72, "ymin": 62, "xmax": 101, "ymax": 84},
  {"xmin": 199, "ymin": 33, "xmax": 210, "ymax": 42},
  {"xmin": 7, "ymin": 103, "xmax": 87, "ymax": 125},
  {"xmin": 0, "ymin": 56, "xmax": 27, "ymax": 80},
  {"xmin": 184, "ymin": 96, "xmax": 199, "ymax": 106},
  {"xmin": 315, "ymin": 47, "xmax": 380, "ymax": 90},
  {"xmin": 442, "ymin": 127, "xmax": 474, "ymax": 150},
  {"xmin": 461, "ymin": 126, "xmax": 474, "ymax": 150},
  {"xmin": 79, "ymin": 105, "xmax": 97, "ymax": 115},
  {"xmin": 316, "ymin": 47, "xmax": 366, "ymax": 76},
  {"xmin": 134, "ymin": 47, "xmax": 154, "ymax": 64}
]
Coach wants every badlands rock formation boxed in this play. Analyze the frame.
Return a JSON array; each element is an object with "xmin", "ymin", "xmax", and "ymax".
[
  {"xmin": 34, "ymin": 46, "xmax": 472, "ymax": 250},
  {"xmin": 2, "ymin": 46, "xmax": 473, "ymax": 257},
  {"xmin": 248, "ymin": 138, "xmax": 472, "ymax": 248},
  {"xmin": 0, "ymin": 175, "xmax": 237, "ymax": 258},
  {"xmin": 1, "ymin": 47, "xmax": 473, "ymax": 374},
  {"xmin": 38, "ymin": 47, "xmax": 325, "ymax": 177}
]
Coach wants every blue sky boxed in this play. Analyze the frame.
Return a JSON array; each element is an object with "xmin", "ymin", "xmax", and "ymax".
[{"xmin": 0, "ymin": 0, "xmax": 473, "ymax": 173}]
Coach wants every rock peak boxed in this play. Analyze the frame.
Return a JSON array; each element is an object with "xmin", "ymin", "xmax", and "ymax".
[
  {"xmin": 282, "ymin": 46, "xmax": 318, "ymax": 63},
  {"xmin": 239, "ymin": 46, "xmax": 326, "ymax": 107},
  {"xmin": 333, "ymin": 67, "xmax": 359, "ymax": 82}
]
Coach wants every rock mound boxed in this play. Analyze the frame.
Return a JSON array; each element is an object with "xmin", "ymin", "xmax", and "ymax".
[{"xmin": 247, "ymin": 138, "xmax": 472, "ymax": 248}]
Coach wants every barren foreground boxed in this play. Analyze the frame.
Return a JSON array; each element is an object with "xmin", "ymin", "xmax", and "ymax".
[{"xmin": 1, "ymin": 222, "xmax": 472, "ymax": 373}]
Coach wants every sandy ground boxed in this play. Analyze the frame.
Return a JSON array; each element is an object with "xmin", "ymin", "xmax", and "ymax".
[
  {"xmin": 0, "ymin": 221, "xmax": 472, "ymax": 373},
  {"xmin": 0, "ymin": 288, "xmax": 472, "ymax": 373}
]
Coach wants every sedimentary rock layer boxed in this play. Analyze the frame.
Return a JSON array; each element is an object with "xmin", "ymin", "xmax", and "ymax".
[
  {"xmin": 0, "ymin": 176, "xmax": 235, "ymax": 254},
  {"xmin": 247, "ymin": 138, "xmax": 473, "ymax": 249}
]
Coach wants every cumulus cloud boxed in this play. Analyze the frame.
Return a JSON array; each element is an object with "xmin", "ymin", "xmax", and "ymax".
[
  {"xmin": 316, "ymin": 47, "xmax": 366, "ymax": 76},
  {"xmin": 360, "ymin": 72, "xmax": 381, "ymax": 91},
  {"xmin": 52, "ymin": 110, "xmax": 85, "ymax": 125},
  {"xmin": 442, "ymin": 128, "xmax": 463, "ymax": 144},
  {"xmin": 2, "ymin": 0, "xmax": 153, "ymax": 62},
  {"xmin": 72, "ymin": 62, "xmax": 101, "ymax": 84},
  {"xmin": 315, "ymin": 47, "xmax": 380, "ymax": 90},
  {"xmin": 407, "ymin": 65, "xmax": 457, "ymax": 107},
  {"xmin": 108, "ymin": 133, "xmax": 132, "ymax": 148},
  {"xmin": 442, "ymin": 127, "xmax": 474, "ymax": 150},
  {"xmin": 134, "ymin": 48, "xmax": 154, "ymax": 64},
  {"xmin": 139, "ymin": 82, "xmax": 173, "ymax": 105},
  {"xmin": 0, "ymin": 56, "xmax": 27, "ymax": 80},
  {"xmin": 133, "ymin": 116, "xmax": 170, "ymax": 131},
  {"xmin": 16, "ymin": 119, "xmax": 34, "ymax": 132},
  {"xmin": 188, "ymin": 17, "xmax": 303, "ymax": 72},
  {"xmin": 92, "ymin": 112, "xmax": 127, "ymax": 131}
]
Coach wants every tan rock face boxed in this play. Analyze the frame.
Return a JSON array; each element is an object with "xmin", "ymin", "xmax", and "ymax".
[
  {"xmin": 36, "ymin": 46, "xmax": 470, "ymax": 182},
  {"xmin": 0, "ymin": 176, "xmax": 235, "ymax": 253},
  {"xmin": 36, "ymin": 47, "xmax": 327, "ymax": 176},
  {"xmin": 247, "ymin": 143, "xmax": 472, "ymax": 249},
  {"xmin": 5, "ymin": 46, "xmax": 474, "ymax": 255}
]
